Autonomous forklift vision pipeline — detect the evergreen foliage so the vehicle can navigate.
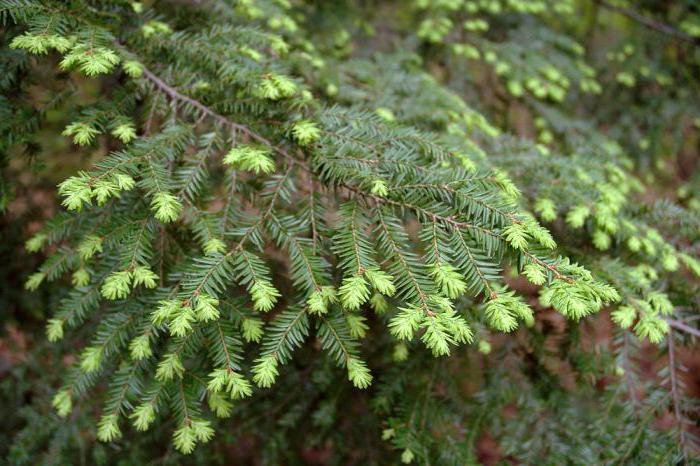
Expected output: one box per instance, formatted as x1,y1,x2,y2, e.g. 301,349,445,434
1,0,700,463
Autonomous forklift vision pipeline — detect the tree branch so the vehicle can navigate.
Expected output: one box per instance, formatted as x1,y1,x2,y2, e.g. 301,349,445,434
594,0,699,45
139,67,310,171
666,318,700,338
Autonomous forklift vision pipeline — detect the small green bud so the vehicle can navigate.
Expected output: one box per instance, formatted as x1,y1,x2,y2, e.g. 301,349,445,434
25,233,48,253
478,339,492,354
101,270,132,300
242,318,264,342
370,179,389,197
401,448,415,464
25,272,46,291
393,343,408,362
566,205,590,229
375,107,396,122
131,403,156,431
72,268,91,287
123,60,144,78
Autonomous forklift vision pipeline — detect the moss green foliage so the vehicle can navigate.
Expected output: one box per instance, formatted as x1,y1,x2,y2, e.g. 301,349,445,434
1,0,700,464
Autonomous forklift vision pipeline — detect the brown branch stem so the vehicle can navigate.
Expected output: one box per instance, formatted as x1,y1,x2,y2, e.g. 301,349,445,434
594,0,699,45
666,318,700,338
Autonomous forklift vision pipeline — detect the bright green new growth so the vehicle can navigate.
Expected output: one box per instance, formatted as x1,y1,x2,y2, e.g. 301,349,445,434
52,389,72,418
307,286,337,314
173,419,214,455
208,369,253,400
62,122,100,146
101,271,132,300
254,73,297,100
194,294,220,322
72,268,90,287
346,357,373,388
150,192,182,223
97,413,121,442
484,290,533,332
430,263,468,299
252,354,279,388
60,45,120,76
534,197,557,222
168,305,196,337
156,353,185,381
46,318,65,342
129,334,152,360
291,120,321,145
131,403,156,431
338,275,371,310
249,280,281,312
223,145,275,174
10,32,71,54
203,238,226,255
132,266,158,289
111,122,137,144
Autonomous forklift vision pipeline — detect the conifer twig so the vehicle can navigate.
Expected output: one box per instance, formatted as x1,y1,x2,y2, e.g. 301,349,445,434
667,330,688,461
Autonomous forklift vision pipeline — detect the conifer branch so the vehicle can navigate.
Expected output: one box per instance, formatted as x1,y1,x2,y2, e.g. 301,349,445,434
308,181,320,252
268,308,308,360
214,322,235,372
344,184,498,237
389,182,515,224
594,0,699,45
520,250,574,284
621,331,639,405
8,0,699,460
185,165,292,300
617,392,672,462
220,171,237,229
666,318,700,338
376,208,432,313
452,229,496,297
